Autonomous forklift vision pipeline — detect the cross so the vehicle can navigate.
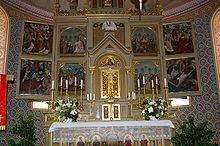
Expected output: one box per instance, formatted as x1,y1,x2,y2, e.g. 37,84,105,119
0,115,3,123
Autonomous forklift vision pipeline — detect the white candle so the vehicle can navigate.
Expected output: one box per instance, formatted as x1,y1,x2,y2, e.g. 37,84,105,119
66,80,68,89
90,93,92,100
138,78,140,88
139,0,142,11
128,92,131,99
60,77,63,86
93,94,95,100
151,80,154,88
164,78,167,87
74,77,77,86
143,76,145,84
80,80,83,89
87,94,89,101
51,80,55,89
155,76,158,85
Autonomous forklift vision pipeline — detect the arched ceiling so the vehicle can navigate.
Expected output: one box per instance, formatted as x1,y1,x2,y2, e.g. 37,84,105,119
0,0,214,21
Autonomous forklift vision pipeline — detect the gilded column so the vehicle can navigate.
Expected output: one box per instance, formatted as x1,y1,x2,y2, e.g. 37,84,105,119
125,66,130,96
89,67,95,94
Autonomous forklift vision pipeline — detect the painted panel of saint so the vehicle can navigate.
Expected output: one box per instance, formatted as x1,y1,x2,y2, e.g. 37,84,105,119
166,57,199,93
19,59,52,96
92,135,101,146
163,21,194,55
133,60,161,94
76,136,85,146
58,62,85,92
131,26,158,55
123,135,133,146
59,27,86,56
22,22,53,56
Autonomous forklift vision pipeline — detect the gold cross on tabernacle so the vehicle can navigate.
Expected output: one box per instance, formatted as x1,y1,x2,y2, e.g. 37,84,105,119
0,115,3,122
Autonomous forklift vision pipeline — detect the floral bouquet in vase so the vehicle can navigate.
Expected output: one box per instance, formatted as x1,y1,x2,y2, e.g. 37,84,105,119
55,99,81,122
141,98,167,120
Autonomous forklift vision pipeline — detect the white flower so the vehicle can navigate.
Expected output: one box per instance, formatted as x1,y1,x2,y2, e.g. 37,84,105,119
158,106,162,109
66,118,72,122
156,114,159,117
149,116,156,120
55,106,60,111
66,102,71,108
71,110,77,115
149,102,154,105
141,110,145,115
161,111,164,115
148,107,154,113
78,114,82,119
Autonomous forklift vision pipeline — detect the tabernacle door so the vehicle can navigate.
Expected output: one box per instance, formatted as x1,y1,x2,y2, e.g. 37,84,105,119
102,104,121,120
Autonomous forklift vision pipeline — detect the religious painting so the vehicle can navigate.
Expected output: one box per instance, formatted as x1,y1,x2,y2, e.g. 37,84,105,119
163,21,194,55
133,60,161,94
57,62,85,93
92,135,101,146
21,21,53,56
76,136,85,146
131,26,158,55
59,27,86,56
166,57,199,93
19,59,52,96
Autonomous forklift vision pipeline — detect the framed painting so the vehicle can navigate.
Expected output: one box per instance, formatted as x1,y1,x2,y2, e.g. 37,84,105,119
131,26,158,56
59,27,86,56
18,59,52,97
57,62,85,94
133,60,161,94
21,21,54,56
163,21,194,55
166,57,199,93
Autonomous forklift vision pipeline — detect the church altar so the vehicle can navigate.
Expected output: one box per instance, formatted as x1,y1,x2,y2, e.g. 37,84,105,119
49,120,174,146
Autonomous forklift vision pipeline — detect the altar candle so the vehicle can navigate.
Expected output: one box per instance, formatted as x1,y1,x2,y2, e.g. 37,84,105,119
151,80,154,88
138,79,140,88
155,76,158,85
143,76,145,84
90,93,92,100
164,78,167,87
128,92,131,99
93,94,96,100
51,80,55,89
139,0,142,11
66,80,68,89
74,77,77,86
87,94,89,101
80,80,83,89
60,77,63,86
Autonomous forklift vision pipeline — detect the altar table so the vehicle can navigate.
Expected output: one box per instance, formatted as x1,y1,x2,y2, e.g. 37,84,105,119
49,120,175,146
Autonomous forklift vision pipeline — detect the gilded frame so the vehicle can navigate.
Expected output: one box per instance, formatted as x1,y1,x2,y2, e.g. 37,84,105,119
131,25,159,56
21,21,54,56
17,58,52,99
57,61,86,97
165,57,200,95
58,25,86,57
132,59,161,94
162,21,195,56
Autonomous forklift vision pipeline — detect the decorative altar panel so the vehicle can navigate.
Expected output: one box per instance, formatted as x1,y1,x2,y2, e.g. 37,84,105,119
49,120,174,146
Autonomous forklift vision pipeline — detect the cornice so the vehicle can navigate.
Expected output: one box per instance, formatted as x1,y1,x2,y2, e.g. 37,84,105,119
2,0,53,21
163,0,213,20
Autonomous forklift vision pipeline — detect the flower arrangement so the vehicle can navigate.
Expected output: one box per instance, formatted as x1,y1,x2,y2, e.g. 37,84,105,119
54,99,81,122
141,98,167,120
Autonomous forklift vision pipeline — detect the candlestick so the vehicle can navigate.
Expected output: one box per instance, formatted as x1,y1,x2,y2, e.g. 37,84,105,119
155,77,159,99
50,88,55,111
79,87,84,111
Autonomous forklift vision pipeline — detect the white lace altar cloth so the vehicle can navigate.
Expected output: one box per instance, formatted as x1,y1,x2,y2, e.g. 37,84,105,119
49,120,174,143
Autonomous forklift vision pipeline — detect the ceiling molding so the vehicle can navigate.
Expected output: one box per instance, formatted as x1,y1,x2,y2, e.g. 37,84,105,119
2,0,53,21
163,0,211,19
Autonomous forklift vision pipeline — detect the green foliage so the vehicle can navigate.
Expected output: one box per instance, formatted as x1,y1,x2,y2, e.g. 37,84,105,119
171,116,218,146
8,113,36,146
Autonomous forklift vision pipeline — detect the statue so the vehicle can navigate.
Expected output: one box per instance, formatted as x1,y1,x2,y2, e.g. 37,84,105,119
102,21,117,31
